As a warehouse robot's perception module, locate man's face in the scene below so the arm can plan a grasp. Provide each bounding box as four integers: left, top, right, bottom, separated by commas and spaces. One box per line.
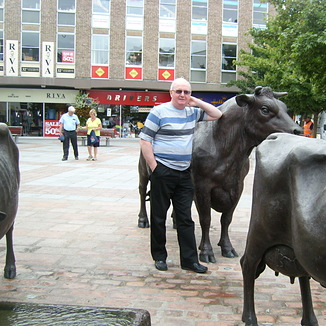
170, 82, 191, 109
68, 111, 74, 116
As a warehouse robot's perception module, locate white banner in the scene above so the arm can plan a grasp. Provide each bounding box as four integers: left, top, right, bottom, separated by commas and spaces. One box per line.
6, 40, 18, 76
42, 42, 54, 77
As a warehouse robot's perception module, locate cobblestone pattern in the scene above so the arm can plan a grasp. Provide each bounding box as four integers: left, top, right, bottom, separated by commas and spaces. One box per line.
0, 138, 325, 326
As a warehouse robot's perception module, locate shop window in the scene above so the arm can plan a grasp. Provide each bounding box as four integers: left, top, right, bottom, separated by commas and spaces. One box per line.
57, 33, 75, 63
22, 31, 39, 62
125, 36, 142, 66
0, 102, 5, 123
0, 0, 4, 22
22, 0, 40, 24
222, 43, 237, 83
92, 0, 110, 28
92, 34, 109, 65
223, 0, 238, 23
0, 30, 3, 61
191, 40, 206, 83
253, 0, 268, 27
58, 0, 75, 26
160, 0, 176, 18
159, 37, 175, 67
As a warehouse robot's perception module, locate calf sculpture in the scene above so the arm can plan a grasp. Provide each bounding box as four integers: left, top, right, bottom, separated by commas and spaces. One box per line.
0, 123, 20, 279
138, 86, 302, 263
241, 133, 326, 326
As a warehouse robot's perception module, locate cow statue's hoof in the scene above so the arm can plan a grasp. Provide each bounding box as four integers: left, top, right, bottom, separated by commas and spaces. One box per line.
4, 264, 16, 279
138, 217, 149, 228
221, 248, 239, 258
199, 252, 217, 263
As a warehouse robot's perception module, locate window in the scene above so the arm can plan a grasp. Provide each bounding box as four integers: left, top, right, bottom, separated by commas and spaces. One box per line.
22, 31, 39, 61
58, 0, 75, 26
22, 0, 40, 24
191, 40, 206, 82
126, 0, 143, 16
223, 0, 238, 23
253, 0, 268, 26
0, 0, 4, 22
159, 38, 175, 67
222, 43, 237, 83
192, 0, 207, 20
125, 36, 142, 66
0, 30, 3, 61
57, 33, 75, 63
92, 34, 109, 65
92, 0, 110, 28
160, 0, 176, 19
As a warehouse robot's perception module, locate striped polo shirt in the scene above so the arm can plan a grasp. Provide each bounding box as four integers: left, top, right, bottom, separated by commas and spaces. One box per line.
140, 102, 206, 171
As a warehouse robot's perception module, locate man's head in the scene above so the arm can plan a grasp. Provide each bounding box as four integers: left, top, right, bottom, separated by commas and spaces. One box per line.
170, 78, 192, 110
68, 106, 75, 115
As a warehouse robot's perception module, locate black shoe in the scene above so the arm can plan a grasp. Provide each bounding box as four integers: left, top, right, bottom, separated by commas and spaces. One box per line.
155, 260, 168, 271
181, 262, 208, 273
62, 157, 67, 161
75, 156, 79, 160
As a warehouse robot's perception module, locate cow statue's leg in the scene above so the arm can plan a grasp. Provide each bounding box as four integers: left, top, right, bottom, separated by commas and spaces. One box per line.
299, 276, 318, 326
4, 224, 16, 279
240, 251, 264, 326
218, 209, 238, 258
195, 190, 216, 263
138, 152, 150, 228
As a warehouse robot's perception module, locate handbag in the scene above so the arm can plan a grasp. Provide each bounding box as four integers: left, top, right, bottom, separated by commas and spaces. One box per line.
58, 134, 65, 142
90, 130, 99, 144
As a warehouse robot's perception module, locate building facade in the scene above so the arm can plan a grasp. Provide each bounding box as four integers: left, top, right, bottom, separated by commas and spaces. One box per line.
0, 0, 274, 136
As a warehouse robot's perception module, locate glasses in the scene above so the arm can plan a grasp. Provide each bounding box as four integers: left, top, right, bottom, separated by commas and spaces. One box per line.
172, 89, 191, 95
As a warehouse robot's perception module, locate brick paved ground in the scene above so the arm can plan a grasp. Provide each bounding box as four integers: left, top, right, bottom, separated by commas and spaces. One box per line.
0, 137, 325, 326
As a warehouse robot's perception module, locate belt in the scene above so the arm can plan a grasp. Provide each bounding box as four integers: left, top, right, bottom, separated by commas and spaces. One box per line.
64, 130, 76, 132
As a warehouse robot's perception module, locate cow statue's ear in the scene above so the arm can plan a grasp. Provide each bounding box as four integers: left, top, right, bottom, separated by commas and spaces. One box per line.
236, 94, 254, 107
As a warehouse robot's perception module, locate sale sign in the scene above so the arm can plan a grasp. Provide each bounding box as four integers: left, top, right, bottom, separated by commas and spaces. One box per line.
62, 51, 74, 63
44, 120, 61, 137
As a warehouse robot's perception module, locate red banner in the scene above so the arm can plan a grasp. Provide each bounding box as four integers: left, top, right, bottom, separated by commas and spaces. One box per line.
44, 120, 61, 137
158, 69, 174, 81
62, 51, 74, 63
125, 67, 142, 80
92, 66, 109, 78
88, 90, 171, 106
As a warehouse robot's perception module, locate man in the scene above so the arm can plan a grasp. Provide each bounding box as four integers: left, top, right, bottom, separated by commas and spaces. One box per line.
59, 106, 80, 161
303, 116, 313, 138
139, 78, 222, 273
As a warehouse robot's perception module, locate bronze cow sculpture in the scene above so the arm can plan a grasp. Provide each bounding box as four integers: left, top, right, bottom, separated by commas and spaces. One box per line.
241, 133, 326, 326
0, 123, 20, 279
138, 87, 302, 263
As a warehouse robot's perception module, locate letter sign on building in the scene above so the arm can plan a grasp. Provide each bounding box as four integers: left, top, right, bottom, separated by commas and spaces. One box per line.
6, 40, 18, 77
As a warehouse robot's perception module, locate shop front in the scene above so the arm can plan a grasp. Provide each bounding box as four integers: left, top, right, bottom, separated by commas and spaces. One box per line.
0, 88, 79, 137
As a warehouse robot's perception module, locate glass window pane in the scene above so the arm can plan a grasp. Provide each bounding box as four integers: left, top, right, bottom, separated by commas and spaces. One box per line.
191, 70, 206, 82
222, 44, 236, 70
192, 0, 207, 20
93, 0, 110, 13
222, 71, 236, 83
126, 36, 142, 65
0, 30, 3, 60
58, 34, 74, 49
22, 10, 40, 24
22, 32, 39, 61
160, 3, 175, 18
58, 12, 75, 25
92, 34, 109, 65
58, 0, 75, 11
22, 0, 40, 9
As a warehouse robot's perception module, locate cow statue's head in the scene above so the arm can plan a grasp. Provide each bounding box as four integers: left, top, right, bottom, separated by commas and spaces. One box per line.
235, 86, 302, 143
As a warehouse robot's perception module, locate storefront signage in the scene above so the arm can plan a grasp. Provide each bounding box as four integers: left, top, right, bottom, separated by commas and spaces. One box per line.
88, 90, 171, 106
62, 51, 75, 63
42, 42, 54, 77
0, 88, 78, 103
44, 120, 60, 137
6, 40, 18, 76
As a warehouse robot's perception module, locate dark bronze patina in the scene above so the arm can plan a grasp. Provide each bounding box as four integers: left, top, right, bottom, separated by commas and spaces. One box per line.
0, 123, 20, 279
241, 133, 326, 326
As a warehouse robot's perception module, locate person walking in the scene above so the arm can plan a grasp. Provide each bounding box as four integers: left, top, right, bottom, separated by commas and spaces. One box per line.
59, 106, 80, 161
139, 77, 222, 273
85, 109, 102, 161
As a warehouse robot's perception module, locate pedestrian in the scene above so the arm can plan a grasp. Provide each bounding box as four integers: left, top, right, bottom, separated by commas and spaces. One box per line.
59, 106, 80, 161
85, 109, 102, 161
303, 116, 314, 138
139, 77, 222, 273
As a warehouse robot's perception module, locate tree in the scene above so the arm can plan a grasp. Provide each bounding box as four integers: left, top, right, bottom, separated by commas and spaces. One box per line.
228, 0, 326, 136
74, 92, 99, 125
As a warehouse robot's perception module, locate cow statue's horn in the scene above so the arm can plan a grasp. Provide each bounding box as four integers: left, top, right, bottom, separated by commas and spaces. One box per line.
273, 91, 288, 98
